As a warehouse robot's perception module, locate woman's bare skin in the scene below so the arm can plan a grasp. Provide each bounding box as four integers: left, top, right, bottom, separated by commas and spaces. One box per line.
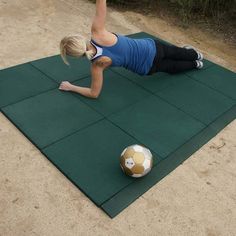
59, 0, 114, 98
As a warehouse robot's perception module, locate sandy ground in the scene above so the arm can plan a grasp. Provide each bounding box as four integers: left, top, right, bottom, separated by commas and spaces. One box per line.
0, 0, 236, 235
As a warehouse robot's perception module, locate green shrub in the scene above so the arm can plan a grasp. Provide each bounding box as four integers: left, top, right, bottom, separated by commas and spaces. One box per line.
107, 0, 236, 21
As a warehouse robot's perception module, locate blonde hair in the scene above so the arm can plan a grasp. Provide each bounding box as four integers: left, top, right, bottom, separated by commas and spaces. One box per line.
60, 35, 94, 65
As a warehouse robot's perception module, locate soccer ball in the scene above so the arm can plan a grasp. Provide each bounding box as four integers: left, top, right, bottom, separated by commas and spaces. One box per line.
120, 144, 153, 178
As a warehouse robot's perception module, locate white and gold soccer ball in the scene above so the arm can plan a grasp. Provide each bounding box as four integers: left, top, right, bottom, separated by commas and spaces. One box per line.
120, 144, 153, 178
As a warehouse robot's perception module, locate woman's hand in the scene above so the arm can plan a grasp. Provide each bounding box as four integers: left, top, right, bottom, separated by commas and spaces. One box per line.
59, 81, 73, 91
58, 79, 101, 99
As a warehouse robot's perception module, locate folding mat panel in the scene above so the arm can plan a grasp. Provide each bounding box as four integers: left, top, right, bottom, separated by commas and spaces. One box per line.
0, 63, 57, 107
0, 32, 235, 218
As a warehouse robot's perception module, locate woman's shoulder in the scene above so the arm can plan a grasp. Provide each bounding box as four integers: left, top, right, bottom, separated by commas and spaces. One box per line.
91, 30, 118, 47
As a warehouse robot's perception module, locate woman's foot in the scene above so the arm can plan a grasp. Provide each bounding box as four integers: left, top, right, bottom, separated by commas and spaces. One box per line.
183, 45, 204, 60
195, 60, 204, 69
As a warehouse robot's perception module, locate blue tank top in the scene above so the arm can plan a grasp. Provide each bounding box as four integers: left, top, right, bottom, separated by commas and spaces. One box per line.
90, 34, 157, 75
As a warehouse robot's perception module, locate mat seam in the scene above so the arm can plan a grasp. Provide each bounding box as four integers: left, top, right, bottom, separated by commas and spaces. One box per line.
0, 86, 57, 110
30, 62, 90, 85
41, 117, 105, 150
70, 72, 154, 118
1, 107, 104, 150
185, 69, 236, 101
153, 93, 235, 126
111, 67, 234, 126
159, 104, 236, 162
0, 63, 60, 109
110, 69, 208, 125
30, 63, 61, 85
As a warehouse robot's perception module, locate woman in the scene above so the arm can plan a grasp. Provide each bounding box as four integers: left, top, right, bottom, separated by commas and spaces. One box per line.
59, 0, 203, 98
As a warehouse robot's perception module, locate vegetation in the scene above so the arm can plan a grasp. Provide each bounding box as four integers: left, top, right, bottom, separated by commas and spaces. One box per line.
108, 0, 235, 21
106, 0, 236, 42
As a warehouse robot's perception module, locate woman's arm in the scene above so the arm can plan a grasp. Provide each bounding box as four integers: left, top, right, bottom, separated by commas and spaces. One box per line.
59, 63, 104, 99
91, 0, 107, 33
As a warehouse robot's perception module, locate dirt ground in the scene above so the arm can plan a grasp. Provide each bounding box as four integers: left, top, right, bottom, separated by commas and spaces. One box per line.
0, 0, 235, 235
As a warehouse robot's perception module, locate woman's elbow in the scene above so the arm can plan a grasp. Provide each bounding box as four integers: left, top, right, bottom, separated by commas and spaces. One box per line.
90, 91, 100, 99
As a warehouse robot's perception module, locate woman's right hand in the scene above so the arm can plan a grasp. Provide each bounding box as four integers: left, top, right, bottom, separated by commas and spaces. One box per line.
59, 81, 73, 91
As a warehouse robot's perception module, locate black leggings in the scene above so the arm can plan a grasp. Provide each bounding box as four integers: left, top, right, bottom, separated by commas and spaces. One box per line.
148, 40, 198, 75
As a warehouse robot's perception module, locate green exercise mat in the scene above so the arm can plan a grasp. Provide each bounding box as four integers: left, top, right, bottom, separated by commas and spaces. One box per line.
3, 89, 102, 149
1, 32, 235, 218
0, 63, 57, 107
73, 70, 150, 116
31, 55, 91, 83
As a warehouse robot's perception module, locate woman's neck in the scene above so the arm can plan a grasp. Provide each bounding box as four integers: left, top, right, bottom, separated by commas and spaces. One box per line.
87, 42, 96, 55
